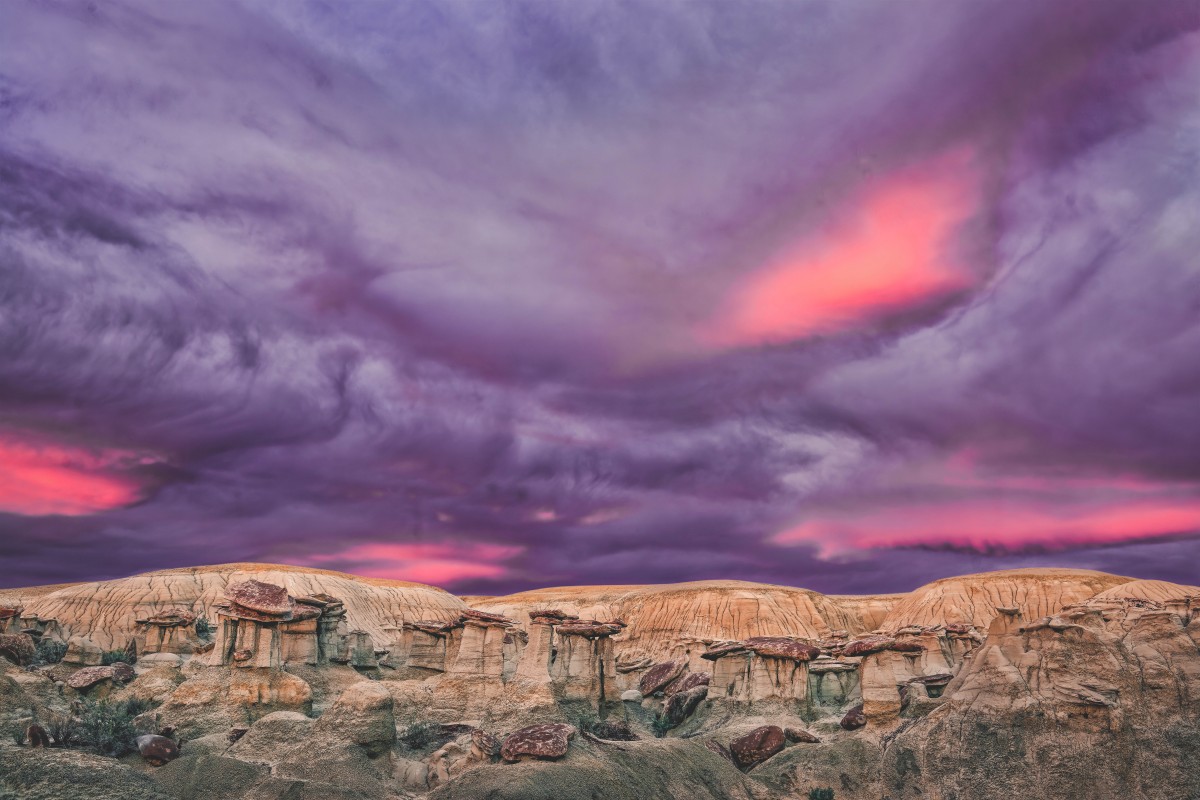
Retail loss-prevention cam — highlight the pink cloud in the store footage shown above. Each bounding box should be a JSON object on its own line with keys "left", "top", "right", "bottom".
{"left": 777, "top": 498, "right": 1200, "bottom": 556}
{"left": 708, "top": 152, "right": 979, "bottom": 346}
{"left": 302, "top": 542, "right": 523, "bottom": 586}
{"left": 0, "top": 432, "right": 151, "bottom": 516}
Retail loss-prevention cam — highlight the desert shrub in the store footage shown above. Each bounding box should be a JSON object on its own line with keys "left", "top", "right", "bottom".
{"left": 100, "top": 649, "right": 135, "bottom": 666}
{"left": 808, "top": 789, "right": 835, "bottom": 800}
{"left": 76, "top": 699, "right": 140, "bottom": 757}
{"left": 398, "top": 720, "right": 443, "bottom": 750}
{"left": 33, "top": 638, "right": 68, "bottom": 665}
{"left": 651, "top": 714, "right": 673, "bottom": 738}
{"left": 194, "top": 617, "right": 214, "bottom": 641}
{"left": 9, "top": 724, "right": 24, "bottom": 745}
{"left": 45, "top": 711, "right": 80, "bottom": 747}
{"left": 572, "top": 712, "right": 638, "bottom": 741}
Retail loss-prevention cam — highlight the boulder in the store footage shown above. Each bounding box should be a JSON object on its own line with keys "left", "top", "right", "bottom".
{"left": 67, "top": 665, "right": 115, "bottom": 691}
{"left": 109, "top": 661, "right": 136, "bottom": 683}
{"left": 638, "top": 660, "right": 686, "bottom": 695}
{"left": 0, "top": 632, "right": 35, "bottom": 666}
{"left": 730, "top": 725, "right": 786, "bottom": 770}
{"left": 500, "top": 723, "right": 576, "bottom": 762}
{"left": 784, "top": 727, "right": 820, "bottom": 743}
{"left": 63, "top": 635, "right": 105, "bottom": 666}
{"left": 471, "top": 728, "right": 500, "bottom": 760}
{"left": 840, "top": 703, "right": 867, "bottom": 730}
{"left": 312, "top": 681, "right": 395, "bottom": 757}
{"left": 663, "top": 671, "right": 710, "bottom": 697}
{"left": 664, "top": 685, "right": 708, "bottom": 726}
{"left": 136, "top": 734, "right": 180, "bottom": 766}
{"left": 620, "top": 689, "right": 643, "bottom": 703}
{"left": 26, "top": 723, "right": 51, "bottom": 747}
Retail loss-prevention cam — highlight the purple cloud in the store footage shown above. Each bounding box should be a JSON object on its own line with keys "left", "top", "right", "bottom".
{"left": 1, "top": 0, "right": 1199, "bottom": 593}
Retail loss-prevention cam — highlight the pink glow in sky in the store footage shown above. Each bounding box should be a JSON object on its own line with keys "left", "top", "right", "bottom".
{"left": 712, "top": 155, "right": 978, "bottom": 346}
{"left": 0, "top": 435, "right": 145, "bottom": 516}
{"left": 302, "top": 542, "right": 523, "bottom": 585}
{"left": 777, "top": 495, "right": 1200, "bottom": 555}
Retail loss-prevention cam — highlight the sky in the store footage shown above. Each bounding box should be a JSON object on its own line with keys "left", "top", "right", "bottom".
{"left": 1, "top": 0, "right": 1200, "bottom": 595}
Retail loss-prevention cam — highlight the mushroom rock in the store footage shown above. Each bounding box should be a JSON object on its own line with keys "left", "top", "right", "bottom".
{"left": 0, "top": 633, "right": 35, "bottom": 666}
{"left": 554, "top": 621, "right": 624, "bottom": 638}
{"left": 137, "top": 734, "right": 180, "bottom": 766}
{"left": 512, "top": 618, "right": 556, "bottom": 681}
{"left": 549, "top": 622, "right": 621, "bottom": 702}
{"left": 664, "top": 685, "right": 709, "bottom": 726}
{"left": 808, "top": 657, "right": 861, "bottom": 709}
{"left": 701, "top": 641, "right": 748, "bottom": 661}
{"left": 840, "top": 703, "right": 867, "bottom": 730}
{"left": 639, "top": 659, "right": 687, "bottom": 695}
{"left": 743, "top": 637, "right": 821, "bottom": 662}
{"left": 447, "top": 616, "right": 510, "bottom": 679}
{"left": 227, "top": 580, "right": 293, "bottom": 617}
{"left": 528, "top": 609, "right": 578, "bottom": 624}
{"left": 663, "top": 670, "right": 710, "bottom": 698}
{"left": 407, "top": 620, "right": 461, "bottom": 672}
{"left": 841, "top": 636, "right": 896, "bottom": 657}
{"left": 729, "top": 725, "right": 786, "bottom": 770}
{"left": 500, "top": 723, "right": 576, "bottom": 762}
{"left": 461, "top": 609, "right": 516, "bottom": 626}
{"left": 68, "top": 665, "right": 115, "bottom": 691}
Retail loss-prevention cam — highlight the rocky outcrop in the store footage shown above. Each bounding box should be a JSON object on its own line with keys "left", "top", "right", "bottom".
{"left": 881, "top": 587, "right": 1200, "bottom": 799}
{"left": 881, "top": 568, "right": 1132, "bottom": 631}
{"left": 474, "top": 580, "right": 869, "bottom": 671}
{"left": 17, "top": 563, "right": 464, "bottom": 653}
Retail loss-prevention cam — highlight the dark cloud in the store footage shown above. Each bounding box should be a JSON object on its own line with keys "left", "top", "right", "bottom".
{"left": 1, "top": 0, "right": 1198, "bottom": 592}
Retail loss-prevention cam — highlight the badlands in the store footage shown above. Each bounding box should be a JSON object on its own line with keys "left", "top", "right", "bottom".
{"left": 2, "top": 564, "right": 1200, "bottom": 799}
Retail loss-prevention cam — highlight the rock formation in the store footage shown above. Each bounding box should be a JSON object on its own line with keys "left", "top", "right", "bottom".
{"left": 4, "top": 564, "right": 1199, "bottom": 800}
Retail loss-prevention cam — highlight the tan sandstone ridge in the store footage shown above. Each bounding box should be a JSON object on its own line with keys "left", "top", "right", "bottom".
{"left": 13, "top": 563, "right": 465, "bottom": 652}
{"left": 471, "top": 580, "right": 889, "bottom": 671}
{"left": 10, "top": 563, "right": 1200, "bottom": 800}
{"left": 879, "top": 567, "right": 1132, "bottom": 629}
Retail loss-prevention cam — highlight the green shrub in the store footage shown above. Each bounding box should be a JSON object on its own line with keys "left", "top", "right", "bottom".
{"left": 45, "top": 711, "right": 79, "bottom": 747}
{"left": 76, "top": 699, "right": 140, "bottom": 757}
{"left": 9, "top": 724, "right": 23, "bottom": 746}
{"left": 100, "top": 649, "right": 135, "bottom": 666}
{"left": 194, "top": 617, "right": 214, "bottom": 641}
{"left": 33, "top": 639, "right": 68, "bottom": 665}
{"left": 398, "top": 720, "right": 443, "bottom": 750}
{"left": 651, "top": 714, "right": 673, "bottom": 738}
{"left": 808, "top": 788, "right": 835, "bottom": 800}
